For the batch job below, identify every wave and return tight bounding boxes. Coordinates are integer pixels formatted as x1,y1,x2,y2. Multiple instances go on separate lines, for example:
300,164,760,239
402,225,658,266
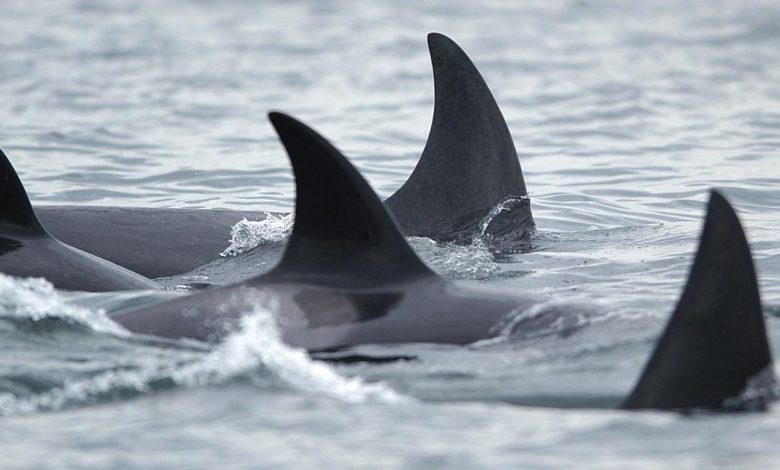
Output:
0,279,410,415
0,273,126,336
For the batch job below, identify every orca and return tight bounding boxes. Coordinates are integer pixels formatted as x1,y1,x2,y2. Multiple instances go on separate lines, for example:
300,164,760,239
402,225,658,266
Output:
27,32,531,279
0,149,160,292
385,33,534,251
621,190,773,410
113,112,774,411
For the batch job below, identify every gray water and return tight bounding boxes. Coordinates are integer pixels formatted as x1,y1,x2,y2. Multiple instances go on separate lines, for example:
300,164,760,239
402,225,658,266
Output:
2,0,780,467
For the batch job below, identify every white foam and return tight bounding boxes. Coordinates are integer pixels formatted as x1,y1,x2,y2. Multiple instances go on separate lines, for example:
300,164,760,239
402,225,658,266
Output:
408,237,500,279
220,214,293,257
0,273,127,336
0,289,411,415
722,365,780,410
477,195,531,240
173,293,412,404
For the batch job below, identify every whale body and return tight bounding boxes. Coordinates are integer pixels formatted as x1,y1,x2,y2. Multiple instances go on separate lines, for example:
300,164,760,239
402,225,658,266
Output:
113,112,774,411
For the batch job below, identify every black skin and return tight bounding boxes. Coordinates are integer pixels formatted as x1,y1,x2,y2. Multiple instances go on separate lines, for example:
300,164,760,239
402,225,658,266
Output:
621,191,772,410
37,206,264,279
386,33,534,251
0,151,159,292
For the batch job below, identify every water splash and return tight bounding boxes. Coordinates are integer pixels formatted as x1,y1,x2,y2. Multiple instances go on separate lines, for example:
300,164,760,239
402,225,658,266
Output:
0,289,411,415
219,213,501,280
477,195,531,239
407,237,500,279
404,197,536,279
220,214,293,257
174,293,412,404
473,196,534,254
721,366,780,411
0,273,126,336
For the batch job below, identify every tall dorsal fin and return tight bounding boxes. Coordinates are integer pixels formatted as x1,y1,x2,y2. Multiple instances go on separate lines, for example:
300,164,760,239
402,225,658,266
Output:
0,148,45,233
622,191,773,410
266,112,433,282
385,32,533,244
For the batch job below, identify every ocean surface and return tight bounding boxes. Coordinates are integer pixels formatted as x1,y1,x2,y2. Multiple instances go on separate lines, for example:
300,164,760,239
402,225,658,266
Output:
2,0,780,467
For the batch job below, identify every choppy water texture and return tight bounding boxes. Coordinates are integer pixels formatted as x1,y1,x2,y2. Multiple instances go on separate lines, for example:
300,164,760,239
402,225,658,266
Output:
2,0,780,467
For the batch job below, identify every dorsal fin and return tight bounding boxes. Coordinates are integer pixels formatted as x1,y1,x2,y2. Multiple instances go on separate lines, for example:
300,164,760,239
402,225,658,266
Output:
385,32,533,245
0,148,45,233
622,191,773,410
266,112,433,282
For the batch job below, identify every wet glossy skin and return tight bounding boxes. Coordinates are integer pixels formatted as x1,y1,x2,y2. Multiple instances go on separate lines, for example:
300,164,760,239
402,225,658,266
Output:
36,206,266,279
0,227,159,291
385,33,534,251
112,274,533,351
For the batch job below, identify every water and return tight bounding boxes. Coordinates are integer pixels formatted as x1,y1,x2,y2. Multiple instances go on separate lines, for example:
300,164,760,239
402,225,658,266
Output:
2,0,780,467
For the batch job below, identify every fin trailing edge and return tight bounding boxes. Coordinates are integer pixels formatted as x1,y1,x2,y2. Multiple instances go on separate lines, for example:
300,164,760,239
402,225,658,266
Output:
0,148,45,233
385,32,533,249
622,191,774,411
267,112,433,282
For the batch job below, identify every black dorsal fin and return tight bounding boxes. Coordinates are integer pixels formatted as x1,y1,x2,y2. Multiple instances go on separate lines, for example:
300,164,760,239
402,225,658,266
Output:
622,191,773,410
385,32,533,244
266,112,433,282
0,148,45,233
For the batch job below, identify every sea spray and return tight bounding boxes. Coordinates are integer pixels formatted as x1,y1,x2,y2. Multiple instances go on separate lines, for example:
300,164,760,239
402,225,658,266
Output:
0,273,126,335
407,237,500,279
173,292,413,404
220,214,293,257
220,215,501,280
0,284,411,415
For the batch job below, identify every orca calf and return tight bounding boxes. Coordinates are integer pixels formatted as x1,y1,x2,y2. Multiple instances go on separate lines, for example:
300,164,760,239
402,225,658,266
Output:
27,32,532,279
114,113,774,411
0,150,160,292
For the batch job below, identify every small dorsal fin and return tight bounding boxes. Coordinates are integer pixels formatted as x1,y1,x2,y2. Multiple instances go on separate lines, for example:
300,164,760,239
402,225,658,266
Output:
0,148,45,233
266,112,433,282
385,32,533,245
622,191,773,410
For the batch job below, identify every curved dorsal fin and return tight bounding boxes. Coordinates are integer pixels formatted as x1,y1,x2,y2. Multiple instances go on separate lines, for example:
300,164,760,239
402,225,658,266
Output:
385,32,532,243
266,112,433,282
622,191,773,410
0,148,45,233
